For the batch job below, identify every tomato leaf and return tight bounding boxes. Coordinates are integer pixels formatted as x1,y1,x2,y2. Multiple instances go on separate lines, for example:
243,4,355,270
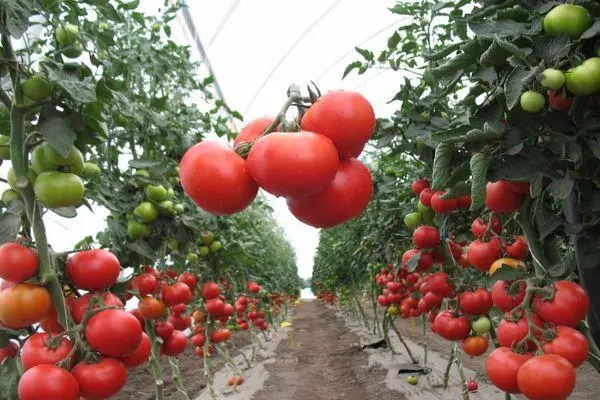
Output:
548,177,574,201
432,143,453,190
39,117,77,158
0,357,19,399
469,20,525,38
490,265,525,282
504,66,536,110
532,34,571,64
535,209,563,241
406,251,422,272
581,19,600,40
0,0,34,37
469,152,490,211
49,206,78,218
0,200,24,245
342,61,362,79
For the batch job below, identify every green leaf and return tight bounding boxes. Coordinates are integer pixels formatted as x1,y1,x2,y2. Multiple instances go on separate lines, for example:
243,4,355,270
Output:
39,117,76,158
470,153,490,211
387,31,401,50
128,159,162,169
342,61,362,79
128,240,156,260
490,265,526,282
0,211,21,244
548,177,573,201
535,209,562,241
532,34,570,64
441,181,471,199
444,161,471,188
581,19,600,39
120,0,140,10
50,207,78,218
355,47,374,62
469,20,525,38
530,174,543,198
46,68,97,104
431,143,453,190
0,357,19,400
504,66,535,110
0,0,34,37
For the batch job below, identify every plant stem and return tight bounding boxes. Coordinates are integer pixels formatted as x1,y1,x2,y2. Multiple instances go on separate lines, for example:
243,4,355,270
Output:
389,318,417,364
454,346,470,400
145,321,165,400
442,345,455,389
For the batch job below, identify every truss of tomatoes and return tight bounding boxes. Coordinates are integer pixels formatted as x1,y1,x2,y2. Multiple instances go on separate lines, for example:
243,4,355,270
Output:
179,90,376,228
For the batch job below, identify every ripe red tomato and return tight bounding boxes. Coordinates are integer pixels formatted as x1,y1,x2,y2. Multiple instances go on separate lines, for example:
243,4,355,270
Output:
121,332,152,368
485,347,532,393
72,357,127,399
497,313,543,350
66,249,120,291
423,272,453,298
155,321,174,339
459,288,492,315
191,332,206,347
422,292,442,309
287,158,373,228
411,178,430,195
430,191,458,214
168,313,192,330
247,131,339,197
462,336,489,357
534,280,589,327
179,140,258,215
517,354,575,400
0,283,52,329
300,90,375,158
173,282,193,304
210,328,231,343
18,365,80,400
70,292,123,324
412,225,440,249
228,375,244,386
377,295,389,306
247,281,261,294
161,330,188,356
21,333,73,370
202,282,220,299
171,303,187,315
401,249,433,272
466,238,503,271
456,194,472,209
233,117,274,147
485,181,525,214
205,298,225,316
542,326,589,367
433,311,470,341
222,303,234,317
471,216,502,238
547,89,573,112
419,187,434,207
0,341,18,363
138,296,166,319
85,309,142,357
492,280,526,312
130,273,159,296
504,181,530,194
177,272,198,291
0,242,38,283
506,236,528,259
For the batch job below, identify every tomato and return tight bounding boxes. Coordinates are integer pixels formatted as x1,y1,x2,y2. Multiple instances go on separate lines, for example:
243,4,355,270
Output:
247,281,261,294
171,303,187,315
489,257,525,276
161,330,188,356
401,249,433,272
517,354,575,400
548,89,574,111
144,184,167,202
72,357,127,399
533,280,589,327
497,313,543,350
127,220,149,239
134,201,159,223
565,57,600,96
543,4,591,38
34,171,85,208
22,75,52,101
85,309,142,357
456,194,471,209
21,333,73,370
210,328,231,343
30,143,83,174
424,272,453,298
228,375,244,386
412,225,440,249
411,178,430,195
205,298,225,316
520,91,545,113
81,162,101,179
138,296,166,319
18,364,80,400
422,292,442,309
155,322,174,340
202,282,220,299
541,68,565,90
209,240,223,252
66,249,120,291
430,191,458,214
300,90,375,158
459,288,492,315
178,272,198,291
174,282,193,304
70,292,123,324
486,181,524,214
233,117,275,147
462,336,489,357
467,378,478,392
506,236,528,259
542,326,589,368
0,283,51,328
466,237,503,271
471,215,502,238
191,332,206,347
404,212,422,229
418,188,434,207
40,306,64,334
56,23,80,46
179,140,258,215
287,158,372,228
407,375,419,385
432,311,470,341
1,188,20,204
377,295,389,306
130,272,159,296
492,280,526,312
121,333,152,368
0,341,18,363
0,242,38,283
486,347,532,393
472,316,491,334
168,313,192,330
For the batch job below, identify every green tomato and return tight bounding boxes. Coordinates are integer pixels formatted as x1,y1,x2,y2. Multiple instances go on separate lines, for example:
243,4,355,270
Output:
565,57,600,96
166,187,175,199
209,240,222,252
56,23,80,46
22,75,52,101
145,184,167,202
34,171,84,208
115,112,128,127
81,162,101,179
471,316,491,335
416,201,429,214
169,176,180,185
98,22,110,31
384,166,396,177
543,4,591,39
407,375,419,385
198,246,210,256
167,237,179,251
0,135,9,160
173,203,184,213
1,189,20,204
540,68,565,90
186,253,198,263
404,212,422,230
134,201,159,223
151,23,161,32
135,169,150,178
7,167,36,190
61,43,83,59
30,144,58,174
200,231,214,246
158,200,175,216
127,220,149,239
520,91,545,113
31,143,83,174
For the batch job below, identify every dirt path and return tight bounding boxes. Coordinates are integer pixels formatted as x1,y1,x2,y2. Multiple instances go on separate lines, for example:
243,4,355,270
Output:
252,300,403,400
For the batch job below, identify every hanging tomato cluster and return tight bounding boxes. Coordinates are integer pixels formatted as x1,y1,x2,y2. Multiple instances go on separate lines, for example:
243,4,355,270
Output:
179,89,376,228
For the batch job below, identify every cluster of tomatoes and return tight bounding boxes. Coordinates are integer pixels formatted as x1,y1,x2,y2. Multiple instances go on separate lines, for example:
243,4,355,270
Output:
179,90,376,228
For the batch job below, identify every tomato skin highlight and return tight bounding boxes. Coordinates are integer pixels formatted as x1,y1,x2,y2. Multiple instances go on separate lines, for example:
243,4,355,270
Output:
300,90,375,158
18,365,80,400
21,333,73,370
179,140,258,216
534,280,589,327
543,326,589,367
66,249,121,291
0,242,38,283
517,354,576,400
485,347,532,393
247,131,339,197
287,158,373,228
72,357,128,400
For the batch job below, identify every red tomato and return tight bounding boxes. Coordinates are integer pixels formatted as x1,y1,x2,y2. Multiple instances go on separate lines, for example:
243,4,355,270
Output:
492,280,526,312
21,333,73,370
547,89,573,112
177,272,198,291
70,292,124,324
155,321,174,339
171,303,187,315
247,281,261,294
466,237,503,271
486,181,525,214
424,272,453,298
228,375,244,386
411,178,430,195
233,116,274,147
18,365,80,400
419,187,434,207
0,341,18,363
459,288,492,315
504,181,530,194
0,283,52,329
168,313,192,330
66,249,120,291
179,140,258,215
210,328,231,343
401,249,433,272
247,131,339,197
39,306,64,334
430,191,458,214
534,280,589,327
456,194,472,209
202,282,220,300
121,333,152,368
161,330,188,356
471,216,502,238
300,90,375,158
138,296,166,319
422,292,442,308
205,298,225,316
72,357,127,399
497,313,543,350
543,326,589,367
485,347,532,393
412,225,440,249
85,309,142,357
287,158,373,228
506,236,529,259
0,242,38,283
173,282,193,304
130,273,159,296
377,295,389,307
462,336,489,357
432,311,470,341
517,355,575,400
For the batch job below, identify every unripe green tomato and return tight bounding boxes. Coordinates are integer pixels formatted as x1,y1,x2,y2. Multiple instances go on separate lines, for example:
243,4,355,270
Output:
127,220,149,239
520,91,545,113
166,187,175,199
198,246,210,256
7,167,37,190
115,112,128,127
152,23,161,32
30,144,58,174
169,176,180,185
158,200,175,216
61,43,83,59
407,375,419,385
173,203,184,213
200,231,214,246
471,316,491,334
34,171,84,208
135,169,150,178
167,237,178,251
1,189,20,204
134,201,159,223
540,68,565,90
543,4,591,38
22,75,52,101
81,162,101,179
186,253,198,263
565,57,600,96
56,23,80,46
145,184,167,202
98,22,109,31
384,166,396,177
209,240,222,252
417,201,429,214
0,135,9,160
404,212,422,229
